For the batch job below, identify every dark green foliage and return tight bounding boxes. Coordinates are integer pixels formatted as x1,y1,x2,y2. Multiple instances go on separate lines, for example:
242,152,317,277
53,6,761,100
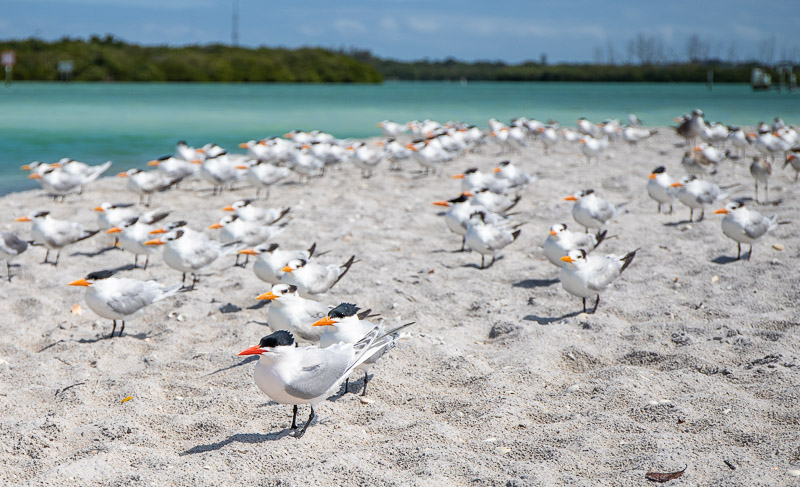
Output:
0,37,383,83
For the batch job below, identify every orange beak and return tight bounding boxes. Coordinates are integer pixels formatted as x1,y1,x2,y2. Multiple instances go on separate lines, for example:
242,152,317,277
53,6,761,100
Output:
255,291,278,300
432,201,450,207
149,228,166,234
116,172,129,178
302,144,311,150
238,143,248,149
560,256,574,263
147,160,160,166
93,206,104,212
311,316,336,327
714,208,729,214
648,173,656,179
405,143,417,151
281,265,294,273
68,278,92,287
670,182,683,188
451,174,465,179
284,133,293,138
493,167,501,173
208,223,223,229
693,147,702,152
238,248,258,256
238,345,265,356
191,159,203,164
106,226,122,234
235,165,248,170
563,195,577,201
14,216,30,222
144,238,165,245
20,164,31,170
376,141,385,146
463,191,473,197
222,206,235,211
549,230,557,236
195,148,205,154
28,173,41,179
579,139,586,144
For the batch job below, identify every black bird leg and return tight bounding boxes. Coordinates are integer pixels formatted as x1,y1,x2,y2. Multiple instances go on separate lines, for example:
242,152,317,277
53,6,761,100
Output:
582,298,587,313
689,208,694,222
42,249,50,264
290,405,298,429
119,320,125,336
134,255,139,268
460,236,466,252
747,244,753,261
737,243,741,260
181,272,186,284
109,320,117,339
6,261,12,282
344,378,350,394
657,203,661,214
362,371,370,397
143,256,149,270
53,250,60,266
591,295,600,314
669,204,673,215
480,254,485,269
295,406,315,439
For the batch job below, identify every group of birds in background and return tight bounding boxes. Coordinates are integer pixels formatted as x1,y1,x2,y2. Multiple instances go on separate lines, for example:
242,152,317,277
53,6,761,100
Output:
3,108,795,437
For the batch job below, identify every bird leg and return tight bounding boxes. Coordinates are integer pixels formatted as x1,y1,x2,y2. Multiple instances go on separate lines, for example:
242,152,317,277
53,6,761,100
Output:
42,249,50,264
480,254,485,269
669,204,673,215
290,405,298,429
109,320,117,339
488,255,496,268
747,244,753,261
190,273,199,289
295,406,315,439
459,236,466,252
53,250,60,267
737,243,741,260
119,320,125,336
181,272,186,284
698,209,705,222
6,261,12,282
754,182,759,203
143,256,149,270
344,378,350,394
591,295,600,314
657,203,661,214
362,371,370,397
582,298,587,313
689,208,694,222
765,182,769,204
134,255,139,268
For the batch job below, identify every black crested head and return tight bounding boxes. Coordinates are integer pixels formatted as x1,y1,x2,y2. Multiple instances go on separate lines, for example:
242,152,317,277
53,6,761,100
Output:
33,210,50,218
499,160,510,167
578,249,587,259
328,303,360,319
652,166,666,174
582,189,595,196
258,330,294,348
412,138,425,144
123,216,139,226
386,137,395,143
173,229,185,239
263,243,279,252
86,269,115,281
286,284,298,293
464,167,478,174
158,155,171,161
177,140,187,146
448,194,469,204
240,199,253,206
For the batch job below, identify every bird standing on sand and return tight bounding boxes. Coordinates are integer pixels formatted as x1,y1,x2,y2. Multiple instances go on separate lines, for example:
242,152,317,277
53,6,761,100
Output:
714,202,778,260
240,243,317,285
68,270,184,338
749,157,772,204
542,223,607,267
672,176,726,222
647,166,678,214
464,210,522,269
0,232,28,281
559,248,637,314
564,190,624,232
145,229,233,289
14,211,98,266
280,256,357,298
255,284,329,343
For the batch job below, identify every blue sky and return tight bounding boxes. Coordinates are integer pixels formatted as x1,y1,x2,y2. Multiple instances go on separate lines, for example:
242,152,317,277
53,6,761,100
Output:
2,0,798,63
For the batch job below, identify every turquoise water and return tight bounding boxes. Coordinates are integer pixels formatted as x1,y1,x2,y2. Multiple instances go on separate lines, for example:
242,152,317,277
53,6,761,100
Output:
2,81,798,195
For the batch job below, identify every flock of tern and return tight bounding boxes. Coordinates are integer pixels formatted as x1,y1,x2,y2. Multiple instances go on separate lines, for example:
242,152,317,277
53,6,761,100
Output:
2,109,795,437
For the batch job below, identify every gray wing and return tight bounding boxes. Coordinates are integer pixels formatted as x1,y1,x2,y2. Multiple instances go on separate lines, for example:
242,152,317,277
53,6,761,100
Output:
591,200,615,223
49,220,83,247
105,281,157,316
185,242,221,269
744,217,770,239
0,232,27,256
584,256,620,292
283,348,352,400
696,185,720,205
486,226,514,250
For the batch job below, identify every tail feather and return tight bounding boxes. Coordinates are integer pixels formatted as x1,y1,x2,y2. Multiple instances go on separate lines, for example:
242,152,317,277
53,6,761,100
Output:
594,229,608,249
619,248,639,274
330,255,356,289
273,206,291,224
76,229,100,242
307,242,317,257
504,195,522,213
85,161,113,183
511,229,522,241
155,283,185,302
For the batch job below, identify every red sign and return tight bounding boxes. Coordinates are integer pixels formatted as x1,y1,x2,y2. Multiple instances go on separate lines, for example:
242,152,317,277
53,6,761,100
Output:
1,50,15,67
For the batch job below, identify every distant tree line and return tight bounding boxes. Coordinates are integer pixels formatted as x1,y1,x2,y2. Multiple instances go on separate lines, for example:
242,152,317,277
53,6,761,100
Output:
1,35,796,83
0,36,383,82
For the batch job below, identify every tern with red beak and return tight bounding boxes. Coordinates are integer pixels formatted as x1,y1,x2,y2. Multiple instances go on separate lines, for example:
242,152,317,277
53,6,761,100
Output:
68,270,184,338
714,202,778,260
560,248,637,314
238,327,388,439
255,284,329,343
280,256,356,298
14,211,98,266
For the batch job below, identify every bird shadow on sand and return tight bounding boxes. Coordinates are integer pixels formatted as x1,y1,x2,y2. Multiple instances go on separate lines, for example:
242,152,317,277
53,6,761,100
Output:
205,355,258,377
246,301,270,310
75,329,165,344
513,278,558,289
70,246,127,258
181,430,293,455
523,310,582,325
662,219,696,227
712,255,745,265
463,256,504,269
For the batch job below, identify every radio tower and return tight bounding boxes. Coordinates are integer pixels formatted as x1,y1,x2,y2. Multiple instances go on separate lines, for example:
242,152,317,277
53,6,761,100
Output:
232,0,239,46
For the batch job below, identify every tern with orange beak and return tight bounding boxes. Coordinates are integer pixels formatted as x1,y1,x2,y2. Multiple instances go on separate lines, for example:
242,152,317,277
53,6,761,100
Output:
564,189,625,232
14,211,98,266
238,326,389,439
493,160,533,190
147,155,197,182
749,156,772,204
239,160,290,198
673,175,726,222
118,168,178,206
315,303,413,396
256,284,329,343
280,256,356,298
144,228,234,288
33,162,110,201
242,242,318,284
110,213,172,269
209,215,286,266
433,192,500,252
714,202,778,260
0,231,28,281
222,200,290,225
646,166,678,214
68,270,184,338
559,248,637,314
542,223,607,267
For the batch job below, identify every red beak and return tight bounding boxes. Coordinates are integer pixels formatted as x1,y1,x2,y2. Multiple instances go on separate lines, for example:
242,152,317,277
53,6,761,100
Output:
238,345,266,356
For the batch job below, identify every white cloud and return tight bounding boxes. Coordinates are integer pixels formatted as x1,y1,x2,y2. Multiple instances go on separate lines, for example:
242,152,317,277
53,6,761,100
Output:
407,17,438,33
334,19,367,35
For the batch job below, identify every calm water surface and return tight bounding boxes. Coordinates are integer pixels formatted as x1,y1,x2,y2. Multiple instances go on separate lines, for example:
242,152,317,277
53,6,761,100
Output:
1,81,798,194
